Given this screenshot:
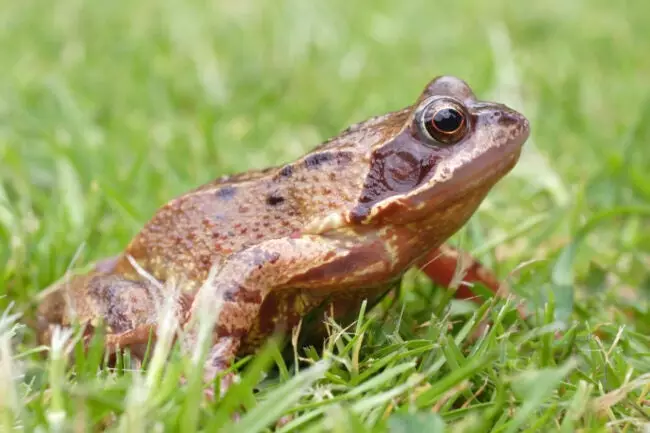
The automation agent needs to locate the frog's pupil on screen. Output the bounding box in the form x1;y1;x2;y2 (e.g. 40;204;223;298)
432;108;463;133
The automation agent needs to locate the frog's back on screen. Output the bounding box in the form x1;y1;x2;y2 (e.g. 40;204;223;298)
114;110;410;290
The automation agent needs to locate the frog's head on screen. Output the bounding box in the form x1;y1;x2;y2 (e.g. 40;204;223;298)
349;76;530;230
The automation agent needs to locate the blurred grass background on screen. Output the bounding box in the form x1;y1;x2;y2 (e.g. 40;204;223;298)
1;0;650;431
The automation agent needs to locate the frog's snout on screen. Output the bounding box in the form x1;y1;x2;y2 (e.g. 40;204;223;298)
500;109;530;145
474;102;530;150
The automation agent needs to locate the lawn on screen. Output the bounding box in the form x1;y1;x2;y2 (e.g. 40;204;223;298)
1;0;650;431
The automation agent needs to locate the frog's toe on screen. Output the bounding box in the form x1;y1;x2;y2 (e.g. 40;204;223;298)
105;325;156;353
35;315;55;347
197;336;241;398
201;371;238;401
178;370;238;403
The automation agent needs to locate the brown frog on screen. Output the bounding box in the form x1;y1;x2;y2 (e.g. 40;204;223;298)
35;76;530;392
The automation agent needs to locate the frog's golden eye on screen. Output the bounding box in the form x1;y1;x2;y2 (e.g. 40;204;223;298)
416;99;469;145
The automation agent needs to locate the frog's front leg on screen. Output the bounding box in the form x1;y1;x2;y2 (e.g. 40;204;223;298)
420;244;526;317
419;244;503;302
184;235;386;393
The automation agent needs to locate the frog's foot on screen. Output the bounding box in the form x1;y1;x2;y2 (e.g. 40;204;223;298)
420;244;527;318
200;336;240;399
200;339;244;422
200;371;239;401
105;325;157;361
175;336;240;400
178;370;238;402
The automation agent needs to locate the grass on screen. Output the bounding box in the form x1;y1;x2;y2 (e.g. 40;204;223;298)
1;0;650;431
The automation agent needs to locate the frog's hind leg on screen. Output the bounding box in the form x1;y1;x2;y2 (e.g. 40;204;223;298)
37;271;165;365
35;272;98;347
83;274;169;365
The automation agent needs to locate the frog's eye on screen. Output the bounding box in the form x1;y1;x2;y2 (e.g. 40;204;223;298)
415;99;469;145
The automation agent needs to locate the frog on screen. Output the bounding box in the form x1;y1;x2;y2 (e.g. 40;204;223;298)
34;75;530;393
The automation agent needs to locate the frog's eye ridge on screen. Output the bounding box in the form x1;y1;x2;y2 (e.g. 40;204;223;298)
416;99;469;145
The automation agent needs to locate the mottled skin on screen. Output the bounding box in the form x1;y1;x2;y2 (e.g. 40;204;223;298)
36;76;529;390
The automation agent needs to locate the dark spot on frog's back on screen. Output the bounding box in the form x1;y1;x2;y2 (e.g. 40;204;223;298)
304;152;333;169
304;151;353;170
215;185;237;200
278;165;293;178
266;192;285;206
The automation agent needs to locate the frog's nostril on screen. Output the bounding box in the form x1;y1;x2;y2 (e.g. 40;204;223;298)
521;116;530;135
496;111;523;127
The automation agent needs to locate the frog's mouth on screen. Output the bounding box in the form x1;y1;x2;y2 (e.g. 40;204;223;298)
350;141;524;227
436;142;523;203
